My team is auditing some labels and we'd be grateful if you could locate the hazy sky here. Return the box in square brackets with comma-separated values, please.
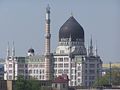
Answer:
[0, 0, 119, 63]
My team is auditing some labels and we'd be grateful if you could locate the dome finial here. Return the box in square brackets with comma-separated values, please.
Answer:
[46, 4, 50, 13]
[71, 11, 73, 17]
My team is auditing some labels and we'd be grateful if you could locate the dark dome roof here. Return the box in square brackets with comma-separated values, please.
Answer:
[59, 16, 84, 41]
[28, 48, 34, 53]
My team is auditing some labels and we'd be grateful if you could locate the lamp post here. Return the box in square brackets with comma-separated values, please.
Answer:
[109, 62, 112, 86]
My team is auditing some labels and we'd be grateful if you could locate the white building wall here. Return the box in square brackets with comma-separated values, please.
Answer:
[53, 55, 85, 86]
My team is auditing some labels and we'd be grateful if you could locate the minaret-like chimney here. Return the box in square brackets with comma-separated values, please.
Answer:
[12, 41, 15, 57]
[45, 4, 51, 55]
[6, 42, 10, 59]
[12, 41, 15, 80]
[95, 41, 98, 56]
[44, 4, 51, 80]
[87, 44, 89, 56]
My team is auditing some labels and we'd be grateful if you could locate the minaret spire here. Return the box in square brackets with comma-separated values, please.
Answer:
[12, 41, 15, 57]
[95, 41, 98, 56]
[87, 42, 89, 56]
[89, 36, 93, 56]
[6, 42, 10, 59]
[44, 4, 51, 80]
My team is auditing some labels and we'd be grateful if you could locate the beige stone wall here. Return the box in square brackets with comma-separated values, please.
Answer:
[7, 80, 12, 90]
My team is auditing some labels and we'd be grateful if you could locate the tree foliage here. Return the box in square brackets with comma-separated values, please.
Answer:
[14, 76, 41, 90]
[93, 67, 120, 87]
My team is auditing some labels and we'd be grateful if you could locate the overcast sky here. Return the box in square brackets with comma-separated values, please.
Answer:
[0, 0, 119, 63]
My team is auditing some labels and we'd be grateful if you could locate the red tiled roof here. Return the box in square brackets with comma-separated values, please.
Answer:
[53, 75, 69, 83]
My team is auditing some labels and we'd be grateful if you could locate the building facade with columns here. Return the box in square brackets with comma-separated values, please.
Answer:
[4, 5, 102, 87]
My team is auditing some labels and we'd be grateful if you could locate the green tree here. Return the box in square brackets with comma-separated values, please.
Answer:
[93, 74, 109, 87]
[93, 67, 120, 87]
[14, 76, 41, 90]
[111, 66, 120, 85]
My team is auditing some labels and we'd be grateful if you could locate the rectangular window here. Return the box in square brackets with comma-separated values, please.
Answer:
[71, 69, 74, 74]
[63, 84, 65, 88]
[64, 58, 69, 62]
[36, 75, 38, 79]
[29, 70, 32, 74]
[97, 64, 99, 68]
[36, 70, 38, 74]
[89, 64, 95, 68]
[9, 75, 12, 80]
[54, 64, 57, 68]
[42, 70, 44, 73]
[25, 64, 28, 68]
[85, 76, 87, 80]
[29, 64, 32, 68]
[39, 75, 41, 79]
[39, 64, 44, 68]
[89, 76, 95, 80]
[58, 64, 63, 68]
[54, 58, 57, 62]
[78, 72, 81, 77]
[9, 70, 12, 73]
[85, 70, 87, 74]
[34, 70, 35, 74]
[71, 75, 74, 79]
[25, 70, 28, 73]
[34, 64, 38, 68]
[78, 78, 80, 82]
[39, 70, 41, 74]
[55, 84, 57, 88]
[58, 69, 63, 73]
[78, 66, 81, 70]
[89, 70, 95, 74]
[71, 63, 75, 67]
[60, 50, 64, 54]
[42, 75, 44, 79]
[18, 64, 24, 68]
[58, 58, 63, 62]
[64, 63, 69, 68]
[9, 64, 12, 68]
[54, 69, 57, 74]
[64, 69, 69, 73]
[85, 64, 87, 68]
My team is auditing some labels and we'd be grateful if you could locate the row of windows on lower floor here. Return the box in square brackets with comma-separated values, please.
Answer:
[68, 81, 95, 86]
[85, 81, 95, 86]
[54, 63, 82, 69]
[54, 69, 82, 77]
[8, 69, 45, 74]
[7, 75, 45, 80]
[8, 63, 45, 68]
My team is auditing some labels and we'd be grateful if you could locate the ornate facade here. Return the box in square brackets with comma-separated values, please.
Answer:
[4, 6, 102, 87]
